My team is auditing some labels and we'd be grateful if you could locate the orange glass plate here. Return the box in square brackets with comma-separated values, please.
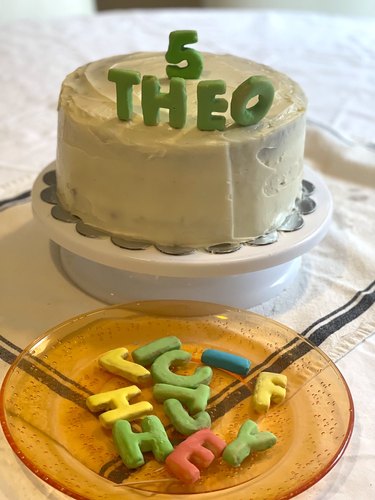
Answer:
[0, 301, 354, 500]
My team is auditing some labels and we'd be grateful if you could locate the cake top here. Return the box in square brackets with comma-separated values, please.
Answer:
[59, 51, 307, 145]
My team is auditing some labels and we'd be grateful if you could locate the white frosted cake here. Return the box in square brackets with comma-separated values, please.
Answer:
[56, 50, 307, 249]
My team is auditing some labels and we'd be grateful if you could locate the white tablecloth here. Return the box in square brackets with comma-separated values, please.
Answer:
[1, 8, 374, 500]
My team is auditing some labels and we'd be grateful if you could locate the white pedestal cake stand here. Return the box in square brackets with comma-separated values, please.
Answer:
[31, 164, 332, 308]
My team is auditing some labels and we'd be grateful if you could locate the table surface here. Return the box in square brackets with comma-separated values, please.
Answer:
[0, 8, 374, 500]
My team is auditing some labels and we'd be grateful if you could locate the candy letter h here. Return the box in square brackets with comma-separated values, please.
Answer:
[86, 385, 153, 429]
[142, 75, 187, 129]
[113, 416, 174, 468]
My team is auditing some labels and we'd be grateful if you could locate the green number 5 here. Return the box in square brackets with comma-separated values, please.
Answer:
[165, 30, 203, 80]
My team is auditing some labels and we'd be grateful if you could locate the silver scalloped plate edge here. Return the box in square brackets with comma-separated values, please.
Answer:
[41, 172, 316, 256]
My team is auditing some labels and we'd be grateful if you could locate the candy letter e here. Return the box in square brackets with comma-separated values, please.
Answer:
[113, 416, 174, 469]
[165, 429, 226, 483]
[197, 80, 228, 131]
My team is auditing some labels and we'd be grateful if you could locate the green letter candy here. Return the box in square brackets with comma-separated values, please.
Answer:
[142, 75, 187, 129]
[132, 336, 182, 367]
[222, 419, 277, 467]
[108, 68, 141, 121]
[113, 415, 174, 469]
[151, 349, 213, 388]
[164, 399, 211, 436]
[231, 75, 274, 126]
[165, 30, 203, 80]
[197, 80, 228, 131]
[153, 383, 210, 414]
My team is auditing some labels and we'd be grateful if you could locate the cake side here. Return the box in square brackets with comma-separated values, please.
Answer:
[56, 52, 307, 248]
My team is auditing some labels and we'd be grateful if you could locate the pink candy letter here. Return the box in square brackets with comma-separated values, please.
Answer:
[165, 429, 226, 483]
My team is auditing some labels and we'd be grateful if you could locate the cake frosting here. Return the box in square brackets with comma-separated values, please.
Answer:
[56, 51, 307, 248]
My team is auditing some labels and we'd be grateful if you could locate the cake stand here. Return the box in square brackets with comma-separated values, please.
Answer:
[31, 164, 332, 308]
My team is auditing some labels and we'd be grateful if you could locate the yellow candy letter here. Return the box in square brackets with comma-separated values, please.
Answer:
[253, 372, 287, 413]
[86, 386, 153, 429]
[99, 347, 151, 385]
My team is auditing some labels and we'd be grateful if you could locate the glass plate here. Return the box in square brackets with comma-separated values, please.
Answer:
[0, 301, 354, 500]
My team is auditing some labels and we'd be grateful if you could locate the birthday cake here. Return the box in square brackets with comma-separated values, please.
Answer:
[56, 31, 307, 249]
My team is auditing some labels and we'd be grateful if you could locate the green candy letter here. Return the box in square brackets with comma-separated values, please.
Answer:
[231, 75, 274, 126]
[153, 383, 210, 414]
[113, 415, 173, 469]
[132, 336, 182, 367]
[223, 419, 277, 467]
[165, 30, 203, 80]
[108, 68, 141, 121]
[142, 75, 187, 129]
[197, 80, 228, 131]
[164, 399, 211, 436]
[151, 349, 212, 388]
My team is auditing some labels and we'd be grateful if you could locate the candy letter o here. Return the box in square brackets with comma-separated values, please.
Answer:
[231, 75, 274, 126]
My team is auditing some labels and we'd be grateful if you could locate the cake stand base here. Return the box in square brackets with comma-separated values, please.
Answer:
[60, 247, 301, 309]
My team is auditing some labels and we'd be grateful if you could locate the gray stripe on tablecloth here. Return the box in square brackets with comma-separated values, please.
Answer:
[0, 346, 17, 364]
[0, 334, 23, 353]
[302, 280, 375, 343]
[0, 190, 31, 211]
[0, 338, 93, 397]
